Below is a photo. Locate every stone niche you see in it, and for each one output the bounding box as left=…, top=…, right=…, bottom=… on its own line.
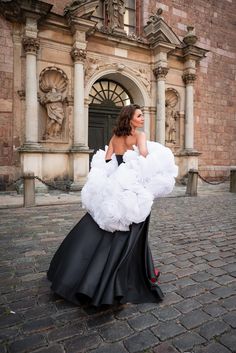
left=38, top=66, right=69, bottom=143
left=165, top=88, right=182, bottom=152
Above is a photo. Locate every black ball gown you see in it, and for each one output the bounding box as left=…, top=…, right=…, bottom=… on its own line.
left=47, top=155, right=165, bottom=307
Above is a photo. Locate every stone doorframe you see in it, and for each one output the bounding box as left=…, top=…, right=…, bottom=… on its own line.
left=85, top=67, right=152, bottom=142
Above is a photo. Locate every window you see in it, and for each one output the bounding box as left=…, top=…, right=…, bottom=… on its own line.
left=89, top=80, right=132, bottom=107
left=124, top=0, right=136, bottom=35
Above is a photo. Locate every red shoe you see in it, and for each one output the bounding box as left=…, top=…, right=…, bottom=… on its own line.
left=150, top=268, right=160, bottom=283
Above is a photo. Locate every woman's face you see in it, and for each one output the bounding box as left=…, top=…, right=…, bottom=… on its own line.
left=130, top=109, right=144, bottom=129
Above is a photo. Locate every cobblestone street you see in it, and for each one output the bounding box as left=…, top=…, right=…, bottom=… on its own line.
left=0, top=192, right=236, bottom=353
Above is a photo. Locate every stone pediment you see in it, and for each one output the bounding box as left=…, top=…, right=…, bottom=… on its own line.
left=64, top=0, right=99, bottom=20
left=144, top=9, right=181, bottom=48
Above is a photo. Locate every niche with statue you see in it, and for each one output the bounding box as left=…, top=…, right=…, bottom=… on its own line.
left=39, top=67, right=69, bottom=142
left=165, top=88, right=182, bottom=150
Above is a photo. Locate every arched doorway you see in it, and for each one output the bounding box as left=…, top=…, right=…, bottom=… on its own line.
left=88, top=79, right=133, bottom=155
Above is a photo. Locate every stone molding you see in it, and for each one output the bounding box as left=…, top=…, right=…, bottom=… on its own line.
left=182, top=73, right=197, bottom=85
left=70, top=47, right=87, bottom=63
left=153, top=66, right=169, bottom=79
left=22, top=36, right=40, bottom=54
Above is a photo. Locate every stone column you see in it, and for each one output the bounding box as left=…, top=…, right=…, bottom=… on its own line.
left=22, top=36, right=40, bottom=147
left=182, top=73, right=196, bottom=150
left=153, top=67, right=169, bottom=145
left=142, top=107, right=151, bottom=140
left=70, top=47, right=87, bottom=149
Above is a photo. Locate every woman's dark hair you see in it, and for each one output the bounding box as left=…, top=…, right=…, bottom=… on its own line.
left=113, top=104, right=140, bottom=136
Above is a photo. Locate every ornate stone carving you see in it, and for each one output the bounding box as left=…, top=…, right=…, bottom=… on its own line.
left=146, top=8, right=163, bottom=25
left=64, top=0, right=99, bottom=19
left=182, top=73, right=196, bottom=85
left=17, top=89, right=25, bottom=100
left=153, top=67, right=169, bottom=79
left=70, top=47, right=87, bottom=63
left=85, top=57, right=151, bottom=95
left=183, top=26, right=198, bottom=46
left=144, top=9, right=181, bottom=46
left=22, top=36, right=40, bottom=54
left=105, top=0, right=126, bottom=31
left=39, top=67, right=68, bottom=140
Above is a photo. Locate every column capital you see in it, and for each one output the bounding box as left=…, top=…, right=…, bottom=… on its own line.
left=153, top=66, right=169, bottom=79
left=22, top=36, right=40, bottom=55
left=70, top=47, right=87, bottom=63
left=182, top=73, right=196, bottom=85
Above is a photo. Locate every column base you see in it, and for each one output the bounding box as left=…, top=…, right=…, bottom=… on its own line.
left=19, top=142, right=42, bottom=151
left=70, top=180, right=86, bottom=191
left=70, top=144, right=93, bottom=153
left=175, top=149, right=201, bottom=184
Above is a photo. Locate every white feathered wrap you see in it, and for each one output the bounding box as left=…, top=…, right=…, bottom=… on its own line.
left=81, top=141, right=178, bottom=232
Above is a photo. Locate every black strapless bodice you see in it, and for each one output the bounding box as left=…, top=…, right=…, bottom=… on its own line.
left=115, top=154, right=124, bottom=166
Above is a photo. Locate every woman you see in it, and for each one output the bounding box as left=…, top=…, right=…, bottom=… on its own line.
left=47, top=104, right=178, bottom=307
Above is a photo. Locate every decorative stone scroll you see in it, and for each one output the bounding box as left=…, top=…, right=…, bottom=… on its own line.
left=39, top=67, right=68, bottom=140
left=22, top=36, right=40, bottom=54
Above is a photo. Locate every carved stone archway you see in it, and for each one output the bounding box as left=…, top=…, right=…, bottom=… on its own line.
left=85, top=66, right=151, bottom=144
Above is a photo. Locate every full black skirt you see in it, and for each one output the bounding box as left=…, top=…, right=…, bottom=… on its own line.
left=47, top=213, right=164, bottom=307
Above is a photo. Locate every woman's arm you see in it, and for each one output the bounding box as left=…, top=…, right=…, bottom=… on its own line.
left=105, top=136, right=114, bottom=161
left=137, top=131, right=148, bottom=157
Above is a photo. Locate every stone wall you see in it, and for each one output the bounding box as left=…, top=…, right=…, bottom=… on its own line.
left=0, top=15, right=13, bottom=187
left=144, top=0, right=236, bottom=178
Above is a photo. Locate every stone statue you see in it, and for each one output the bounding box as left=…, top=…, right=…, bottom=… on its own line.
left=39, top=66, right=68, bottom=140
left=165, top=103, right=177, bottom=144
left=40, top=88, right=65, bottom=139
left=105, top=0, right=125, bottom=30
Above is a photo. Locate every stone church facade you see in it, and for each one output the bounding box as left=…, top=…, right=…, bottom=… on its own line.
left=0, top=0, right=235, bottom=190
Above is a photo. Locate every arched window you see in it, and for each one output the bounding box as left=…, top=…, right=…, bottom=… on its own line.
left=89, top=80, right=132, bottom=107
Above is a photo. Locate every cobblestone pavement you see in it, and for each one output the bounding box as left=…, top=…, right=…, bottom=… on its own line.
left=0, top=193, right=236, bottom=353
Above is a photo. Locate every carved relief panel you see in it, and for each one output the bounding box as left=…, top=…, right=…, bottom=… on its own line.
left=39, top=67, right=69, bottom=142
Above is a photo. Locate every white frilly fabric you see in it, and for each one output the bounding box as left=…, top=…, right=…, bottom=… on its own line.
left=81, top=141, right=178, bottom=232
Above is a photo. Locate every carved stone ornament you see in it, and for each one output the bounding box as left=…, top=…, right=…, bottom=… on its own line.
left=182, top=73, right=196, bottom=85
left=144, top=9, right=181, bottom=46
left=22, top=36, right=40, bottom=54
left=183, top=26, right=198, bottom=46
left=39, top=67, right=68, bottom=140
left=39, top=67, right=68, bottom=93
left=153, top=67, right=169, bottom=79
left=85, top=57, right=151, bottom=95
left=70, top=47, right=87, bottom=63
left=64, top=0, right=99, bottom=19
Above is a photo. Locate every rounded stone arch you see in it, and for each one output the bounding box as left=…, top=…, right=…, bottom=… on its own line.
left=85, top=67, right=151, bottom=107
left=85, top=67, right=152, bottom=146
